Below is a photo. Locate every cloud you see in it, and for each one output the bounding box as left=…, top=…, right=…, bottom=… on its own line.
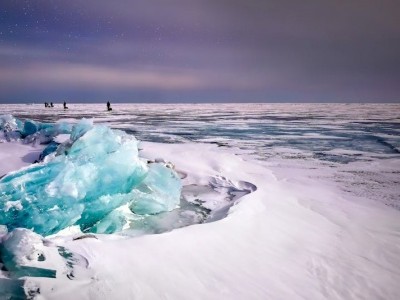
left=0, top=63, right=197, bottom=90
left=0, top=62, right=265, bottom=92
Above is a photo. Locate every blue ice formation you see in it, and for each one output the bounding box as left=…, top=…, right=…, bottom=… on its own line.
left=0, top=114, right=72, bottom=144
left=0, top=117, right=182, bottom=235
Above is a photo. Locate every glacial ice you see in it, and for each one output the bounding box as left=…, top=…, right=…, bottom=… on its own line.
left=0, top=117, right=182, bottom=236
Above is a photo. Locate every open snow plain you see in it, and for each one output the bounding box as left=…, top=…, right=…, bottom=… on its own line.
left=1, top=103, right=399, bottom=299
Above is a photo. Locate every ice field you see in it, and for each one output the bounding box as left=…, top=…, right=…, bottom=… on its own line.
left=0, top=103, right=399, bottom=299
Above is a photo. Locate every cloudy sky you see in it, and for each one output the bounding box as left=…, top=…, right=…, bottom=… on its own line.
left=1, top=0, right=399, bottom=103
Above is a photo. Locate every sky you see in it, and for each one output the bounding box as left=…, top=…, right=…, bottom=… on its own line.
left=0, top=0, right=399, bottom=103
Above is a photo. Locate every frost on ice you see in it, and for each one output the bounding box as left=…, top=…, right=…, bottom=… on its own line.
left=0, top=116, right=182, bottom=236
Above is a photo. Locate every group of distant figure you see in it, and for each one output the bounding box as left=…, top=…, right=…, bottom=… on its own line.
left=44, top=101, right=112, bottom=111
left=44, top=102, right=54, bottom=108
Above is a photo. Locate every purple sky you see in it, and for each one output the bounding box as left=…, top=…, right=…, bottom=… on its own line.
left=1, top=0, right=399, bottom=103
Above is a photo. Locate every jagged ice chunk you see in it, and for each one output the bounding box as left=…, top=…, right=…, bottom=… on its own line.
left=0, top=118, right=182, bottom=235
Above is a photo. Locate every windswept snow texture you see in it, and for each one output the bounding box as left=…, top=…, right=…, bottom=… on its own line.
left=0, top=117, right=181, bottom=236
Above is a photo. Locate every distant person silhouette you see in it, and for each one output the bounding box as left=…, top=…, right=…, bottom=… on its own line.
left=107, top=101, right=112, bottom=111
left=44, top=102, right=48, bottom=108
left=63, top=101, right=68, bottom=109
left=50, top=102, right=54, bottom=107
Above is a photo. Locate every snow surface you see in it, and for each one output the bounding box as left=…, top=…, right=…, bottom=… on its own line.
left=0, top=103, right=400, bottom=299
left=0, top=141, right=43, bottom=177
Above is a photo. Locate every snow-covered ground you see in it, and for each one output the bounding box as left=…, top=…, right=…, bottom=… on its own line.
left=1, top=103, right=400, bottom=299
left=0, top=142, right=43, bottom=176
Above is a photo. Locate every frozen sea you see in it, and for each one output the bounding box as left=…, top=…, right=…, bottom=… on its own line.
left=1, top=103, right=400, bottom=299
